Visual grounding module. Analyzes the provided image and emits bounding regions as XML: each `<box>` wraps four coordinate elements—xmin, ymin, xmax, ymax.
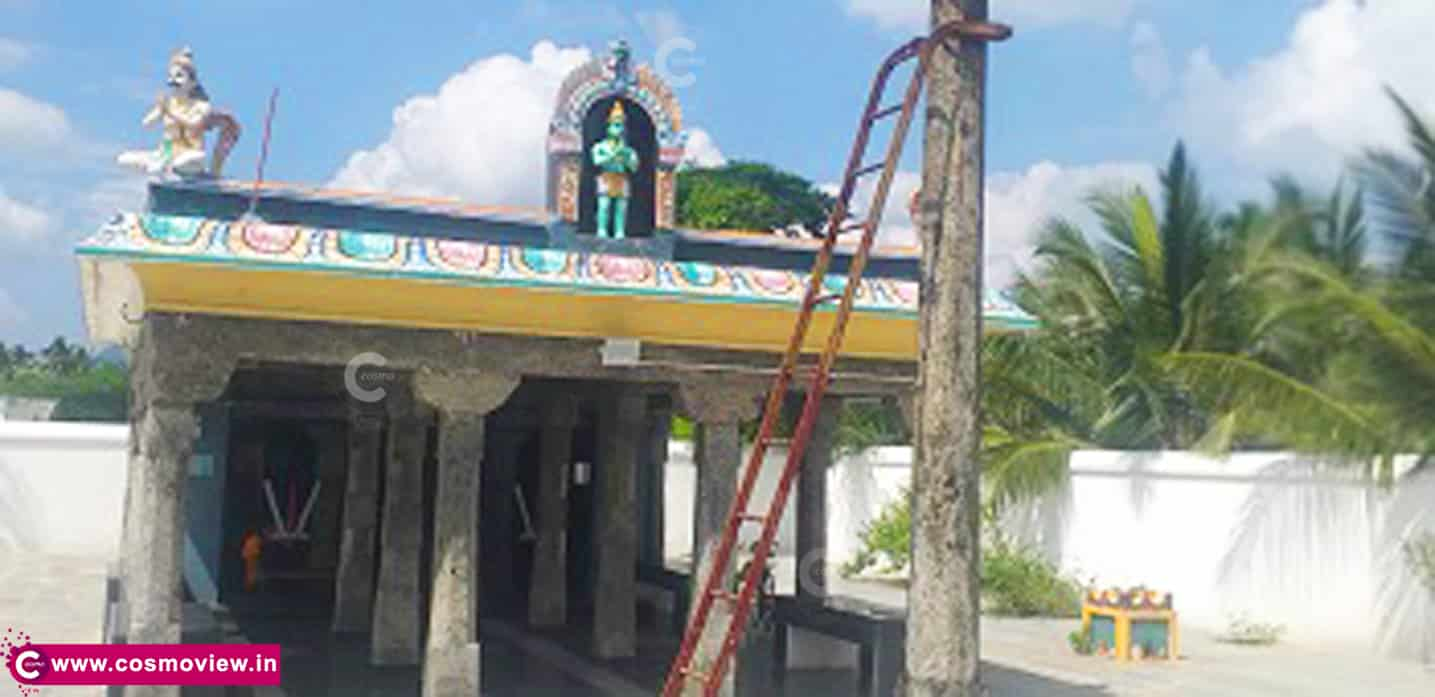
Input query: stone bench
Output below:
<box><xmin>636</xmin><ymin>564</ymin><xmax>690</xmax><ymax>635</ymax></box>
<box><xmin>771</xmin><ymin>594</ymin><xmax>906</xmax><ymax>697</ymax></box>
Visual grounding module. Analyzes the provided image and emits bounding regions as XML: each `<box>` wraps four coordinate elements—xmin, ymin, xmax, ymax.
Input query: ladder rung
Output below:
<box><xmin>680</xmin><ymin>667</ymin><xmax>711</xmax><ymax>684</ymax></box>
<box><xmin>710</xmin><ymin>590</ymin><xmax>739</xmax><ymax>603</ymax></box>
<box><xmin>738</xmin><ymin>513</ymin><xmax>768</xmax><ymax>524</ymax></box>
<box><xmin>839</xmin><ymin>220</ymin><xmax>868</xmax><ymax>234</ymax></box>
<box><xmin>870</xmin><ymin>103</ymin><xmax>903</xmax><ymax>121</ymax></box>
<box><xmin>854</xmin><ymin>162</ymin><xmax>885</xmax><ymax>178</ymax></box>
<box><xmin>813</xmin><ymin>293</ymin><xmax>841</xmax><ymax>305</ymax></box>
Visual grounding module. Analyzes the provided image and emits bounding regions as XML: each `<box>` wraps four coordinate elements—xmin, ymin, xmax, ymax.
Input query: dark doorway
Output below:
<box><xmin>578</xmin><ymin>96</ymin><xmax>657</xmax><ymax>238</ymax></box>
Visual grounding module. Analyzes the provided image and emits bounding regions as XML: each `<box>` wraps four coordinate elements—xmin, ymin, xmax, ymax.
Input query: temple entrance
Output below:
<box><xmin>219</xmin><ymin>414</ymin><xmax>348</xmax><ymax>606</ymax></box>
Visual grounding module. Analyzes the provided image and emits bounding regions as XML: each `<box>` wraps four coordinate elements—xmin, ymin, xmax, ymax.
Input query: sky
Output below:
<box><xmin>1</xmin><ymin>0</ymin><xmax>1433</xmax><ymax>348</ymax></box>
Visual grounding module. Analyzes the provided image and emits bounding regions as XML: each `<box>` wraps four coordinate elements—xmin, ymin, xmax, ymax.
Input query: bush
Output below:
<box><xmin>842</xmin><ymin>494</ymin><xmax>1083</xmax><ymax>618</ymax></box>
<box><xmin>841</xmin><ymin>488</ymin><xmax>911</xmax><ymax>576</ymax></box>
<box><xmin>1219</xmin><ymin>613</ymin><xmax>1286</xmax><ymax>645</ymax></box>
<box><xmin>981</xmin><ymin>542</ymin><xmax>1082</xmax><ymax>617</ymax></box>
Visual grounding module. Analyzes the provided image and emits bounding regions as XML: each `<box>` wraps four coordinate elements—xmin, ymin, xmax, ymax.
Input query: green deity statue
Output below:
<box><xmin>591</xmin><ymin>101</ymin><xmax>640</xmax><ymax>239</ymax></box>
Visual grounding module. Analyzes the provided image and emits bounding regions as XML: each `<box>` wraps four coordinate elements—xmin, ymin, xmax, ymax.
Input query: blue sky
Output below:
<box><xmin>1</xmin><ymin>0</ymin><xmax>1431</xmax><ymax>348</ymax></box>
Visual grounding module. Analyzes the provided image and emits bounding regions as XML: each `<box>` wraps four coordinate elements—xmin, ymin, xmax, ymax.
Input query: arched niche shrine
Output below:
<box><xmin>546</xmin><ymin>40</ymin><xmax>688</xmax><ymax>239</ymax></box>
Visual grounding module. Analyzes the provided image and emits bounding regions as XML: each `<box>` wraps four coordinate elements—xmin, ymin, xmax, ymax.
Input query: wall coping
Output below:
<box><xmin>0</xmin><ymin>421</ymin><xmax>130</xmax><ymax>447</ymax></box>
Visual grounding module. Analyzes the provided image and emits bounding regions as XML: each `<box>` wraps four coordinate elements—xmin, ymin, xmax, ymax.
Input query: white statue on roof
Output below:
<box><xmin>117</xmin><ymin>47</ymin><xmax>240</xmax><ymax>180</ymax></box>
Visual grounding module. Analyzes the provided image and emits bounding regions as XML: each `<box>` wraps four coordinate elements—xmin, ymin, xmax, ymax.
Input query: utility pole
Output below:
<box><xmin>904</xmin><ymin>0</ymin><xmax>991</xmax><ymax>695</ymax></box>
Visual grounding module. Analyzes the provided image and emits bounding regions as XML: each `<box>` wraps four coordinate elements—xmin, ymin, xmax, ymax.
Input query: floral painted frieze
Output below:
<box><xmin>74</xmin><ymin>213</ymin><xmax>1053</xmax><ymax>327</ymax></box>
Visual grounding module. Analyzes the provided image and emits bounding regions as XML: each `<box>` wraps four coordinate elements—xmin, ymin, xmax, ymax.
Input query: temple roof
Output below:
<box><xmin>74</xmin><ymin>181</ymin><xmax>1036</xmax><ymax>358</ymax></box>
<box><xmin>145</xmin><ymin>180</ymin><xmax>925</xmax><ymax>278</ymax></box>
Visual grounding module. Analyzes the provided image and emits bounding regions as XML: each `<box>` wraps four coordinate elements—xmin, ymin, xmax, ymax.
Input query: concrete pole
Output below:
<box><xmin>332</xmin><ymin>405</ymin><xmax>385</xmax><ymax>634</ymax></box>
<box><xmin>415</xmin><ymin>371</ymin><xmax>518</xmax><ymax>697</ymax></box>
<box><xmin>371</xmin><ymin>388</ymin><xmax>428</xmax><ymax>667</ymax></box>
<box><xmin>529</xmin><ymin>393</ymin><xmax>579</xmax><ymax>628</ymax></box>
<box><xmin>796</xmin><ymin>396</ymin><xmax>840</xmax><ymax>602</ymax></box>
<box><xmin>904</xmin><ymin>1</ymin><xmax>991</xmax><ymax>695</ymax></box>
<box><xmin>592</xmin><ymin>384</ymin><xmax>645</xmax><ymax>659</ymax></box>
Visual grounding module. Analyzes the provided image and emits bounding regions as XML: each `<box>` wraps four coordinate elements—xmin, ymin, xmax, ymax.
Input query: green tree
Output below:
<box><xmin>1162</xmin><ymin>91</ymin><xmax>1435</xmax><ymax>476</ymax></box>
<box><xmin>675</xmin><ymin>161</ymin><xmax>835</xmax><ymax>232</ymax></box>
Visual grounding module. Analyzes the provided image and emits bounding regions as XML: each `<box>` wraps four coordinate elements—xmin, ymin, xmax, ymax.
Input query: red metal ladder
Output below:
<box><xmin>660</xmin><ymin>15</ymin><xmax>1012</xmax><ymax>697</ymax></box>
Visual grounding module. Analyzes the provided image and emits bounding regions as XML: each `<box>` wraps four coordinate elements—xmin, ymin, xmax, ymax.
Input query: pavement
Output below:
<box><xmin>0</xmin><ymin>550</ymin><xmax>108</xmax><ymax>697</ymax></box>
<box><xmin>4</xmin><ymin>550</ymin><xmax>1433</xmax><ymax>697</ymax></box>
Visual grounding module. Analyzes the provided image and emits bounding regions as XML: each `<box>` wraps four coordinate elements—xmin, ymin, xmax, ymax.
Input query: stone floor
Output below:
<box><xmin>5</xmin><ymin>551</ymin><xmax>1433</xmax><ymax>697</ymax></box>
<box><xmin>0</xmin><ymin>550</ymin><xmax>109</xmax><ymax>697</ymax></box>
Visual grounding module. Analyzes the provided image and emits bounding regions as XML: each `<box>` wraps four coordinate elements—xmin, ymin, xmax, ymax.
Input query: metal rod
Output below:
<box><xmin>245</xmin><ymin>87</ymin><xmax>280</xmax><ymax>220</ymax></box>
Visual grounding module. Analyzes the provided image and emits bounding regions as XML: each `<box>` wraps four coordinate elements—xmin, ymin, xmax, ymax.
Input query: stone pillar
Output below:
<box><xmin>125</xmin><ymin>404</ymin><xmax>200</xmax><ymax>645</ymax></box>
<box><xmin>796</xmin><ymin>395</ymin><xmax>841</xmax><ymax>602</ymax></box>
<box><xmin>592</xmin><ymin>384</ymin><xmax>645</xmax><ymax>659</ymax></box>
<box><xmin>371</xmin><ymin>387</ymin><xmax>428</xmax><ymax>666</ymax></box>
<box><xmin>529</xmin><ymin>393</ymin><xmax>579</xmax><ymax>628</ymax></box>
<box><xmin>118</xmin><ymin>317</ymin><xmax>232</xmax><ymax>697</ymax></box>
<box><xmin>416</xmin><ymin>370</ymin><xmax>518</xmax><ymax>697</ymax></box>
<box><xmin>332</xmin><ymin>405</ymin><xmax>385</xmax><ymax>633</ymax></box>
<box><xmin>678</xmin><ymin>381</ymin><xmax>762</xmax><ymax>697</ymax></box>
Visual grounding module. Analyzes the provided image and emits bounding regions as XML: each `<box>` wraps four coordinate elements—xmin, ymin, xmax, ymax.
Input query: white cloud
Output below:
<box><xmin>0</xmin><ymin>38</ymin><xmax>32</xmax><ymax>72</ymax></box>
<box><xmin>843</xmin><ymin>0</ymin><xmax>1137</xmax><ymax>32</ymax></box>
<box><xmin>682</xmin><ymin>129</ymin><xmax>726</xmax><ymax>168</ymax></box>
<box><xmin>845</xmin><ymin>161</ymin><xmax>1155</xmax><ymax>288</ymax></box>
<box><xmin>985</xmin><ymin>160</ymin><xmax>1156</xmax><ymax>287</ymax></box>
<box><xmin>1167</xmin><ymin>0</ymin><xmax>1435</xmax><ymax>184</ymax></box>
<box><xmin>332</xmin><ymin>41</ymin><xmax>725</xmax><ymax>207</ymax></box>
<box><xmin>1130</xmin><ymin>21</ymin><xmax>1171</xmax><ymax>99</ymax></box>
<box><xmin>0</xmin><ymin>188</ymin><xmax>53</xmax><ymax>244</ymax></box>
<box><xmin>0</xmin><ymin>88</ymin><xmax>72</xmax><ymax>155</ymax></box>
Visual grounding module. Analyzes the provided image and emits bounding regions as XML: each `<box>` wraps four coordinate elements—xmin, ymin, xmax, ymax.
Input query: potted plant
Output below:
<box><xmin>1404</xmin><ymin>533</ymin><xmax>1435</xmax><ymax>668</ymax></box>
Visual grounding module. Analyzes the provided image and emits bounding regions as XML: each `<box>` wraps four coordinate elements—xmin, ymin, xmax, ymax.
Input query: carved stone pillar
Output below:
<box><xmin>529</xmin><ymin>393</ymin><xmax>579</xmax><ymax>628</ymax></box>
<box><xmin>796</xmin><ymin>395</ymin><xmax>841</xmax><ymax>602</ymax></box>
<box><xmin>415</xmin><ymin>370</ymin><xmax>519</xmax><ymax>697</ymax></box>
<box><xmin>125</xmin><ymin>404</ymin><xmax>200</xmax><ymax>644</ymax></box>
<box><xmin>677</xmin><ymin>380</ymin><xmax>763</xmax><ymax>697</ymax></box>
<box><xmin>371</xmin><ymin>385</ymin><xmax>428</xmax><ymax>667</ymax></box>
<box><xmin>332</xmin><ymin>404</ymin><xmax>385</xmax><ymax>634</ymax></box>
<box><xmin>119</xmin><ymin>316</ymin><xmax>232</xmax><ymax>697</ymax></box>
<box><xmin>592</xmin><ymin>384</ymin><xmax>645</xmax><ymax>659</ymax></box>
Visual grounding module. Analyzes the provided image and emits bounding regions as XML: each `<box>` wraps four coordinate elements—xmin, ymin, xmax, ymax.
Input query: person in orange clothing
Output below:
<box><xmin>241</xmin><ymin>529</ymin><xmax>264</xmax><ymax>592</ymax></box>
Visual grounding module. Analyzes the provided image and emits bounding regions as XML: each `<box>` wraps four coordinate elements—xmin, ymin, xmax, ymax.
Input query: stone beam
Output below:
<box><xmin>144</xmin><ymin>313</ymin><xmax>913</xmax><ymax>396</ymax></box>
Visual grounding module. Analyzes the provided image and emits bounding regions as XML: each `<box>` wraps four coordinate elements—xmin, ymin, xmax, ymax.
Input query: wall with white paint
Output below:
<box><xmin>665</xmin><ymin>444</ymin><xmax>1434</xmax><ymax>660</ymax></box>
<box><xmin>0</xmin><ymin>422</ymin><xmax>129</xmax><ymax>560</ymax></box>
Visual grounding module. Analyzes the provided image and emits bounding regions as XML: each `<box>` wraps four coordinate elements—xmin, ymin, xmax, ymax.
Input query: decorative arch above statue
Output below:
<box><xmin>547</xmin><ymin>40</ymin><xmax>688</xmax><ymax>237</ymax></box>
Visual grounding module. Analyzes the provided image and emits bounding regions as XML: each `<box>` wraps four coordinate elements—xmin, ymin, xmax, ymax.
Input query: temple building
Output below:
<box><xmin>78</xmin><ymin>43</ymin><xmax>1034</xmax><ymax>696</ymax></box>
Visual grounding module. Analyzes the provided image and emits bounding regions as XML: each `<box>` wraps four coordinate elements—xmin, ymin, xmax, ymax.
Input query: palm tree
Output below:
<box><xmin>981</xmin><ymin>143</ymin><xmax>1231</xmax><ymax>513</ymax></box>
<box><xmin>1163</xmin><ymin>91</ymin><xmax>1435</xmax><ymax>476</ymax></box>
